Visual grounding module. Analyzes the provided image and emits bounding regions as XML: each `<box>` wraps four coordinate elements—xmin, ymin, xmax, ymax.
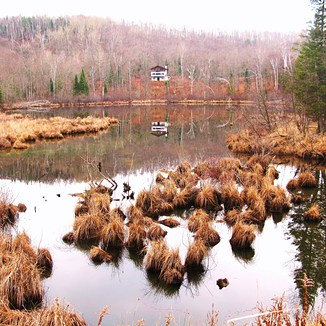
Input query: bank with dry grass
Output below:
<box><xmin>227</xmin><ymin>121</ymin><xmax>326</xmax><ymax>161</ymax></box>
<box><xmin>0</xmin><ymin>113</ymin><xmax>119</xmax><ymax>151</ymax></box>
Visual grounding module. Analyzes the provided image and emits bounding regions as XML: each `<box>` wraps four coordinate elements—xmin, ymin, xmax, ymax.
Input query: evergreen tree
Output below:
<box><xmin>73</xmin><ymin>74</ymin><xmax>80</xmax><ymax>96</ymax></box>
<box><xmin>79</xmin><ymin>68</ymin><xmax>89</xmax><ymax>95</ymax></box>
<box><xmin>293</xmin><ymin>0</ymin><xmax>326</xmax><ymax>133</ymax></box>
<box><xmin>0</xmin><ymin>84</ymin><xmax>3</xmax><ymax>103</ymax></box>
<box><xmin>50</xmin><ymin>78</ymin><xmax>54</xmax><ymax>95</ymax></box>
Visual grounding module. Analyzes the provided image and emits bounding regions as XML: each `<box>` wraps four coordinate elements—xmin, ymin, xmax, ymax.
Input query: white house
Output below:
<box><xmin>150</xmin><ymin>65</ymin><xmax>170</xmax><ymax>81</ymax></box>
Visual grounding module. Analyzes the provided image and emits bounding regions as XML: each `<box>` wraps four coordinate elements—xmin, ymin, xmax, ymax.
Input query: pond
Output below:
<box><xmin>0</xmin><ymin>105</ymin><xmax>325</xmax><ymax>325</ymax></box>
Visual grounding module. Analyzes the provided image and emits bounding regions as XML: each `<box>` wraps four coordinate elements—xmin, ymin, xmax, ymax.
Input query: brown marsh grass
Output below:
<box><xmin>195</xmin><ymin>223</ymin><xmax>221</xmax><ymax>247</ymax></box>
<box><xmin>220</xmin><ymin>182</ymin><xmax>243</xmax><ymax>212</ymax></box>
<box><xmin>0</xmin><ymin>202</ymin><xmax>19</xmax><ymax>229</ymax></box>
<box><xmin>89</xmin><ymin>246</ymin><xmax>112</xmax><ymax>264</ymax></box>
<box><xmin>0</xmin><ymin>298</ymin><xmax>86</xmax><ymax>326</ymax></box>
<box><xmin>159</xmin><ymin>217</ymin><xmax>180</xmax><ymax>228</ymax></box>
<box><xmin>73</xmin><ymin>214</ymin><xmax>102</xmax><ymax>244</ymax></box>
<box><xmin>125</xmin><ymin>222</ymin><xmax>147</xmax><ymax>249</ymax></box>
<box><xmin>185</xmin><ymin>239</ymin><xmax>208</xmax><ymax>268</ymax></box>
<box><xmin>147</xmin><ymin>223</ymin><xmax>168</xmax><ymax>240</ymax></box>
<box><xmin>262</xmin><ymin>183</ymin><xmax>291</xmax><ymax>213</ymax></box>
<box><xmin>0</xmin><ymin>113</ymin><xmax>119</xmax><ymax>151</ymax></box>
<box><xmin>303</xmin><ymin>203</ymin><xmax>322</xmax><ymax>222</ymax></box>
<box><xmin>297</xmin><ymin>171</ymin><xmax>317</xmax><ymax>188</ymax></box>
<box><xmin>159</xmin><ymin>248</ymin><xmax>184</xmax><ymax>286</ymax></box>
<box><xmin>173</xmin><ymin>185</ymin><xmax>199</xmax><ymax>209</ymax></box>
<box><xmin>227</xmin><ymin>121</ymin><xmax>326</xmax><ymax>161</ymax></box>
<box><xmin>241</xmin><ymin>186</ymin><xmax>266</xmax><ymax>222</ymax></box>
<box><xmin>188</xmin><ymin>209</ymin><xmax>212</xmax><ymax>233</ymax></box>
<box><xmin>62</xmin><ymin>231</ymin><xmax>75</xmax><ymax>244</ymax></box>
<box><xmin>36</xmin><ymin>248</ymin><xmax>53</xmax><ymax>278</ymax></box>
<box><xmin>224</xmin><ymin>209</ymin><xmax>241</xmax><ymax>226</ymax></box>
<box><xmin>0</xmin><ymin>234</ymin><xmax>44</xmax><ymax>310</ymax></box>
<box><xmin>101</xmin><ymin>216</ymin><xmax>125</xmax><ymax>248</ymax></box>
<box><xmin>229</xmin><ymin>221</ymin><xmax>256</xmax><ymax>249</ymax></box>
<box><xmin>144</xmin><ymin>240</ymin><xmax>169</xmax><ymax>272</ymax></box>
<box><xmin>195</xmin><ymin>183</ymin><xmax>222</xmax><ymax>211</ymax></box>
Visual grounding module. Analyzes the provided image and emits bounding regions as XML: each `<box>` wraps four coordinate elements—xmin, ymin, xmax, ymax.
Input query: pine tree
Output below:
<box><xmin>0</xmin><ymin>84</ymin><xmax>3</xmax><ymax>103</ymax></box>
<box><xmin>73</xmin><ymin>74</ymin><xmax>80</xmax><ymax>96</ymax></box>
<box><xmin>79</xmin><ymin>68</ymin><xmax>89</xmax><ymax>95</ymax></box>
<box><xmin>293</xmin><ymin>0</ymin><xmax>326</xmax><ymax>133</ymax></box>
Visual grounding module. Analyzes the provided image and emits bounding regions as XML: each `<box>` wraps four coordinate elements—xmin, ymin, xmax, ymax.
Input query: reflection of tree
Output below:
<box><xmin>287</xmin><ymin>169</ymin><xmax>326</xmax><ymax>310</ymax></box>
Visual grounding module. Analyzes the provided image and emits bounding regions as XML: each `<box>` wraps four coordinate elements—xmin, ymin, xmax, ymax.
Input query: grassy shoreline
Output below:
<box><xmin>0</xmin><ymin>113</ymin><xmax>119</xmax><ymax>151</ymax></box>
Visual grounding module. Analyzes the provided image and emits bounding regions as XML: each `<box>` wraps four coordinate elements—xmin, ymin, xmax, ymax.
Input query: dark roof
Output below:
<box><xmin>150</xmin><ymin>65</ymin><xmax>167</xmax><ymax>72</ymax></box>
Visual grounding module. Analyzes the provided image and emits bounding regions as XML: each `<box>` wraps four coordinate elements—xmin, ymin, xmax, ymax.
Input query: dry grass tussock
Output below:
<box><xmin>185</xmin><ymin>239</ymin><xmax>208</xmax><ymax>267</ymax></box>
<box><xmin>0</xmin><ymin>113</ymin><xmax>119</xmax><ymax>150</ymax></box>
<box><xmin>89</xmin><ymin>246</ymin><xmax>112</xmax><ymax>264</ymax></box>
<box><xmin>227</xmin><ymin>121</ymin><xmax>326</xmax><ymax>161</ymax></box>
<box><xmin>125</xmin><ymin>221</ymin><xmax>146</xmax><ymax>249</ymax></box>
<box><xmin>188</xmin><ymin>209</ymin><xmax>212</xmax><ymax>232</ymax></box>
<box><xmin>144</xmin><ymin>240</ymin><xmax>169</xmax><ymax>272</ymax></box>
<box><xmin>195</xmin><ymin>183</ymin><xmax>222</xmax><ymax>211</ymax></box>
<box><xmin>195</xmin><ymin>222</ymin><xmax>221</xmax><ymax>247</ymax></box>
<box><xmin>159</xmin><ymin>248</ymin><xmax>184</xmax><ymax>286</ymax></box>
<box><xmin>0</xmin><ymin>298</ymin><xmax>86</xmax><ymax>326</ymax></box>
<box><xmin>303</xmin><ymin>203</ymin><xmax>322</xmax><ymax>222</ymax></box>
<box><xmin>230</xmin><ymin>221</ymin><xmax>256</xmax><ymax>249</ymax></box>
<box><xmin>0</xmin><ymin>232</ymin><xmax>53</xmax><ymax>311</ymax></box>
<box><xmin>101</xmin><ymin>216</ymin><xmax>125</xmax><ymax>248</ymax></box>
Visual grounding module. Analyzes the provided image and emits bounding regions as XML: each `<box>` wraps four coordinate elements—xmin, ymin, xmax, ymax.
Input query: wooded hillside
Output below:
<box><xmin>0</xmin><ymin>16</ymin><xmax>302</xmax><ymax>103</ymax></box>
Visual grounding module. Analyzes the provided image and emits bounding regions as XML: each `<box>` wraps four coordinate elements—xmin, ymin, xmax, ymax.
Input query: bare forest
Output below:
<box><xmin>0</xmin><ymin>16</ymin><xmax>301</xmax><ymax>103</ymax></box>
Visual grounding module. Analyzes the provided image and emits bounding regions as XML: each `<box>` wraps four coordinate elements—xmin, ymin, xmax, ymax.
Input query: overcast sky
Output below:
<box><xmin>2</xmin><ymin>0</ymin><xmax>315</xmax><ymax>33</ymax></box>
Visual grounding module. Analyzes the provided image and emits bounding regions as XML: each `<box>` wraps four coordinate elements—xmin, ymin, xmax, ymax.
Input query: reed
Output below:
<box><xmin>303</xmin><ymin>203</ymin><xmax>322</xmax><ymax>222</ymax></box>
<box><xmin>195</xmin><ymin>222</ymin><xmax>221</xmax><ymax>247</ymax></box>
<box><xmin>0</xmin><ymin>298</ymin><xmax>87</xmax><ymax>326</ymax></box>
<box><xmin>126</xmin><ymin>222</ymin><xmax>146</xmax><ymax>249</ymax></box>
<box><xmin>185</xmin><ymin>239</ymin><xmax>208</xmax><ymax>267</ymax></box>
<box><xmin>0</xmin><ymin>252</ymin><xmax>44</xmax><ymax>310</ymax></box>
<box><xmin>73</xmin><ymin>214</ymin><xmax>102</xmax><ymax>244</ymax></box>
<box><xmin>147</xmin><ymin>223</ymin><xmax>168</xmax><ymax>240</ymax></box>
<box><xmin>159</xmin><ymin>248</ymin><xmax>184</xmax><ymax>286</ymax></box>
<box><xmin>188</xmin><ymin>209</ymin><xmax>211</xmax><ymax>232</ymax></box>
<box><xmin>297</xmin><ymin>171</ymin><xmax>317</xmax><ymax>188</ymax></box>
<box><xmin>195</xmin><ymin>184</ymin><xmax>222</xmax><ymax>211</ymax></box>
<box><xmin>229</xmin><ymin>221</ymin><xmax>256</xmax><ymax>249</ymax></box>
<box><xmin>89</xmin><ymin>246</ymin><xmax>112</xmax><ymax>264</ymax></box>
<box><xmin>159</xmin><ymin>218</ymin><xmax>180</xmax><ymax>228</ymax></box>
<box><xmin>144</xmin><ymin>240</ymin><xmax>169</xmax><ymax>272</ymax></box>
<box><xmin>36</xmin><ymin>248</ymin><xmax>53</xmax><ymax>278</ymax></box>
<box><xmin>101</xmin><ymin>216</ymin><xmax>125</xmax><ymax>248</ymax></box>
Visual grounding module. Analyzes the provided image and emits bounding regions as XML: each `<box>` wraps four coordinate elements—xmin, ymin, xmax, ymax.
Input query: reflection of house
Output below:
<box><xmin>150</xmin><ymin>65</ymin><xmax>170</xmax><ymax>81</ymax></box>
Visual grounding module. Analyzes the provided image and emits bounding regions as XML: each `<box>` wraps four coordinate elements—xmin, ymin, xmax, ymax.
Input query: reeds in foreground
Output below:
<box><xmin>36</xmin><ymin>248</ymin><xmax>53</xmax><ymax>278</ymax></box>
<box><xmin>185</xmin><ymin>239</ymin><xmax>208</xmax><ymax>268</ymax></box>
<box><xmin>303</xmin><ymin>203</ymin><xmax>322</xmax><ymax>222</ymax></box>
<box><xmin>0</xmin><ymin>298</ymin><xmax>86</xmax><ymax>326</ymax></box>
<box><xmin>229</xmin><ymin>221</ymin><xmax>256</xmax><ymax>250</ymax></box>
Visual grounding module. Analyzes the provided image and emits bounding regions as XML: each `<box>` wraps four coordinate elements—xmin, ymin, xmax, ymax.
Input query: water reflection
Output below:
<box><xmin>0</xmin><ymin>105</ymin><xmax>235</xmax><ymax>182</ymax></box>
<box><xmin>286</xmin><ymin>169</ymin><xmax>326</xmax><ymax>311</ymax></box>
<box><xmin>0</xmin><ymin>106</ymin><xmax>325</xmax><ymax>324</ymax></box>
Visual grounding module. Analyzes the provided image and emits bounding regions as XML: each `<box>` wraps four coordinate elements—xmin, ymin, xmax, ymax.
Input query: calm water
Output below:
<box><xmin>0</xmin><ymin>105</ymin><xmax>325</xmax><ymax>325</ymax></box>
